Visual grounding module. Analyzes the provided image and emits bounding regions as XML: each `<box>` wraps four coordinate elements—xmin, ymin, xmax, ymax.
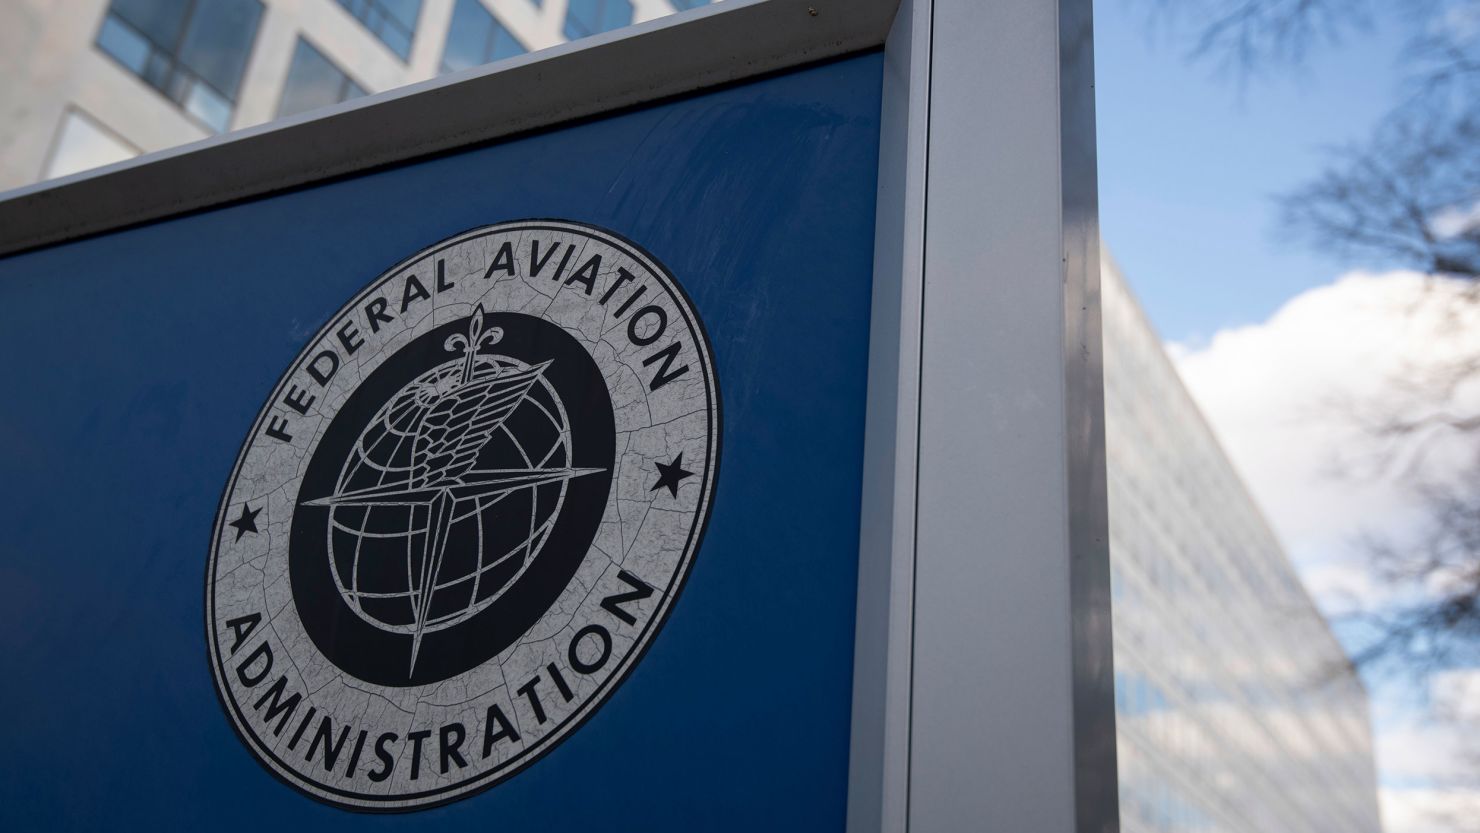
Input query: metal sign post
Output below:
<box><xmin>850</xmin><ymin>2</ymin><xmax>1116</xmax><ymax>831</ymax></box>
<box><xmin>0</xmin><ymin>1</ymin><xmax>1115</xmax><ymax>830</ymax></box>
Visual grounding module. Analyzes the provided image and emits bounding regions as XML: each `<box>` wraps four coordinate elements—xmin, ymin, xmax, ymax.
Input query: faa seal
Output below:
<box><xmin>206</xmin><ymin>221</ymin><xmax>719</xmax><ymax>811</ymax></box>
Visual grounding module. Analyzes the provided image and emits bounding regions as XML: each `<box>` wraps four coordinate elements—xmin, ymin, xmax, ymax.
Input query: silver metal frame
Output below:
<box><xmin>0</xmin><ymin>0</ymin><xmax>896</xmax><ymax>255</ymax></box>
<box><xmin>849</xmin><ymin>1</ymin><xmax>1116</xmax><ymax>831</ymax></box>
<box><xmin>0</xmin><ymin>1</ymin><xmax>1116</xmax><ymax>829</ymax></box>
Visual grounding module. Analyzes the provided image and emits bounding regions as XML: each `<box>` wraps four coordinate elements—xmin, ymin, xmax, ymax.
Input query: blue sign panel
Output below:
<box><xmin>0</xmin><ymin>52</ymin><xmax>883</xmax><ymax>829</ymax></box>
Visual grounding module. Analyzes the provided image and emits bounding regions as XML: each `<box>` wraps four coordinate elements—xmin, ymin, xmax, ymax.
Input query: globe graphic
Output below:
<box><xmin>324</xmin><ymin>354</ymin><xmax>573</xmax><ymax>636</ymax></box>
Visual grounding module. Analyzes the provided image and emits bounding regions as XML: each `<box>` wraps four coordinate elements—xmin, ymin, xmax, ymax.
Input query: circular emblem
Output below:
<box><xmin>206</xmin><ymin>221</ymin><xmax>719</xmax><ymax>811</ymax></box>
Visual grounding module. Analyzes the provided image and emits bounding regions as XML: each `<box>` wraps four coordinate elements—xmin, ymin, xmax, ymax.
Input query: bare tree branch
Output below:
<box><xmin>1140</xmin><ymin>0</ymin><xmax>1376</xmax><ymax>76</ymax></box>
<box><xmin>1280</xmin><ymin>106</ymin><xmax>1480</xmax><ymax>279</ymax></box>
<box><xmin>1340</xmin><ymin>474</ymin><xmax>1480</xmax><ymax>673</ymax></box>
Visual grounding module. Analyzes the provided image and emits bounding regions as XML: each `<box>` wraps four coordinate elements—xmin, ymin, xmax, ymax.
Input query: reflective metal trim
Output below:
<box><xmin>847</xmin><ymin>1</ymin><xmax>931</xmax><ymax>832</ymax></box>
<box><xmin>0</xmin><ymin>0</ymin><xmax>899</xmax><ymax>257</ymax></box>
<box><xmin>1060</xmin><ymin>0</ymin><xmax>1120</xmax><ymax>830</ymax></box>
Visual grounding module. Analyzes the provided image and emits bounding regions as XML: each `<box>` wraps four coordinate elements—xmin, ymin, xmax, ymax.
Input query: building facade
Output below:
<box><xmin>1103</xmin><ymin>255</ymin><xmax>1382</xmax><ymax>833</ymax></box>
<box><xmin>0</xmin><ymin>0</ymin><xmax>705</xmax><ymax>190</ymax></box>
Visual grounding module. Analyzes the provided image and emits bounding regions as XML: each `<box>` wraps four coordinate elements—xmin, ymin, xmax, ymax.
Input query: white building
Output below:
<box><xmin>1103</xmin><ymin>255</ymin><xmax>1382</xmax><ymax>833</ymax></box>
<box><xmin>0</xmin><ymin>0</ymin><xmax>704</xmax><ymax>190</ymax></box>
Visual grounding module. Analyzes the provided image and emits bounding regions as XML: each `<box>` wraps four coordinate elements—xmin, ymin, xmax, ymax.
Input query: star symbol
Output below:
<box><xmin>229</xmin><ymin>503</ymin><xmax>262</xmax><ymax>541</ymax></box>
<box><xmin>650</xmin><ymin>453</ymin><xmax>695</xmax><ymax>498</ymax></box>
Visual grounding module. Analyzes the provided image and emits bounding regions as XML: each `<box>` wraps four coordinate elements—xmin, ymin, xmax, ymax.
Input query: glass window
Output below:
<box><xmin>440</xmin><ymin>0</ymin><xmax>526</xmax><ymax>75</ymax></box>
<box><xmin>670</xmin><ymin>0</ymin><xmax>711</xmax><ymax>9</ymax></box>
<box><xmin>334</xmin><ymin>0</ymin><xmax>421</xmax><ymax>60</ymax></box>
<box><xmin>277</xmin><ymin>39</ymin><xmax>367</xmax><ymax>119</ymax></box>
<box><xmin>43</xmin><ymin>109</ymin><xmax>139</xmax><ymax>180</ymax></box>
<box><xmin>563</xmin><ymin>0</ymin><xmax>632</xmax><ymax>41</ymax></box>
<box><xmin>176</xmin><ymin>0</ymin><xmax>260</xmax><ymax>97</ymax></box>
<box><xmin>108</xmin><ymin>0</ymin><xmax>190</xmax><ymax>47</ymax></box>
<box><xmin>96</xmin><ymin>16</ymin><xmax>151</xmax><ymax>74</ymax></box>
<box><xmin>94</xmin><ymin>0</ymin><xmax>263</xmax><ymax>132</ymax></box>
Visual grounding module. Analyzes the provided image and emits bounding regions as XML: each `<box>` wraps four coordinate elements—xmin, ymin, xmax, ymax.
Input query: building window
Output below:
<box><xmin>94</xmin><ymin>0</ymin><xmax>263</xmax><ymax>133</ymax></box>
<box><xmin>334</xmin><ymin>0</ymin><xmax>421</xmax><ymax>60</ymax></box>
<box><xmin>440</xmin><ymin>0</ymin><xmax>526</xmax><ymax>74</ymax></box>
<box><xmin>563</xmin><ymin>0</ymin><xmax>632</xmax><ymax>41</ymax></box>
<box><xmin>43</xmin><ymin>109</ymin><xmax>140</xmax><ymax>180</ymax></box>
<box><xmin>277</xmin><ymin>39</ymin><xmax>367</xmax><ymax>119</ymax></box>
<box><xmin>670</xmin><ymin>0</ymin><xmax>711</xmax><ymax>9</ymax></box>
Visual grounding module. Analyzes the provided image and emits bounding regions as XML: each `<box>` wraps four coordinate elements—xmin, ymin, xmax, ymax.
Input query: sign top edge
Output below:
<box><xmin>0</xmin><ymin>0</ymin><xmax>899</xmax><ymax>258</ymax></box>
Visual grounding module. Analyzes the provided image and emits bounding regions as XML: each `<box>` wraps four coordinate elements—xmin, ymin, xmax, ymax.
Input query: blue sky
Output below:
<box><xmin>1094</xmin><ymin>0</ymin><xmax>1409</xmax><ymax>345</ymax></box>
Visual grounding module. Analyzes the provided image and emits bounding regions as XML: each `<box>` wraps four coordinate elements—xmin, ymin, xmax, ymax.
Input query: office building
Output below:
<box><xmin>0</xmin><ymin>0</ymin><xmax>705</xmax><ymax>190</ymax></box>
<box><xmin>1103</xmin><ymin>255</ymin><xmax>1382</xmax><ymax>833</ymax></box>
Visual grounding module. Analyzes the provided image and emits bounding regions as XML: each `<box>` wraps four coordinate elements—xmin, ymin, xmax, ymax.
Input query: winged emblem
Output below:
<box><xmin>303</xmin><ymin>305</ymin><xmax>603</xmax><ymax>674</ymax></box>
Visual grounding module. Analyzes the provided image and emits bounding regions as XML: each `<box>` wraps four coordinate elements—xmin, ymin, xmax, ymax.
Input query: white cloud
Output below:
<box><xmin>1370</xmin><ymin>668</ymin><xmax>1480</xmax><ymax>831</ymax></box>
<box><xmin>1431</xmin><ymin>200</ymin><xmax>1480</xmax><ymax>240</ymax></box>
<box><xmin>1432</xmin><ymin>668</ymin><xmax>1480</xmax><ymax>724</ymax></box>
<box><xmin>1169</xmin><ymin>270</ymin><xmax>1480</xmax><ymax>613</ymax></box>
<box><xmin>1377</xmin><ymin>720</ymin><xmax>1472</xmax><ymax>786</ymax></box>
<box><xmin>1298</xmin><ymin>558</ymin><xmax>1387</xmax><ymax>612</ymax></box>
<box><xmin>1382</xmin><ymin>786</ymin><xmax>1480</xmax><ymax>833</ymax></box>
<box><xmin>1166</xmin><ymin>270</ymin><xmax>1480</xmax><ymax>831</ymax></box>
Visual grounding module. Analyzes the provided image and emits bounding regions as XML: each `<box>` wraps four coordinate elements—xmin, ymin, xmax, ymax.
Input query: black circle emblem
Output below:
<box><xmin>206</xmin><ymin>221</ymin><xmax>719</xmax><ymax>811</ymax></box>
<box><xmin>290</xmin><ymin>312</ymin><xmax>616</xmax><ymax>686</ymax></box>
